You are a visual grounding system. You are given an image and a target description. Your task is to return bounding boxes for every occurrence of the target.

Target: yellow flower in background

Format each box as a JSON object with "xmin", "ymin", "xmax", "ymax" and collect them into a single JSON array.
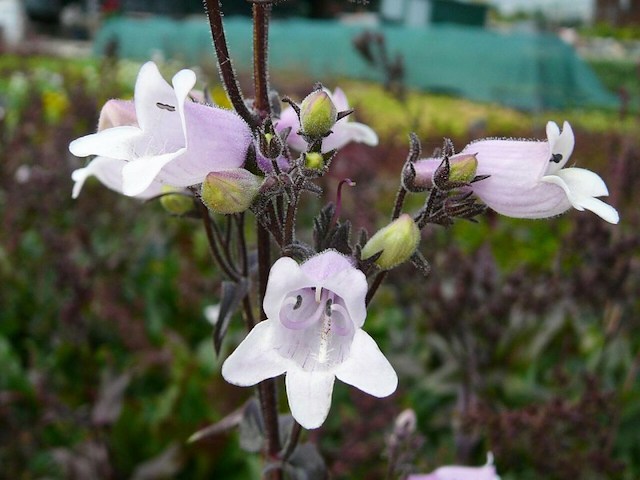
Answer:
[{"xmin": 42, "ymin": 90, "xmax": 69, "ymax": 124}]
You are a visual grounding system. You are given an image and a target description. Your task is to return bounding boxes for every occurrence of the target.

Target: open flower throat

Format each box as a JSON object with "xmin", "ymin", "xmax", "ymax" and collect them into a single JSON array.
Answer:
[
  {"xmin": 278, "ymin": 286, "xmax": 354, "ymax": 371},
  {"xmin": 222, "ymin": 250, "xmax": 398, "ymax": 429}
]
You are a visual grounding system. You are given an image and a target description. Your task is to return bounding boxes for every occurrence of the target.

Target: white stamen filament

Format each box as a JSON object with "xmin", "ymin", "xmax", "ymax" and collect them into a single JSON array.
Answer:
[{"xmin": 316, "ymin": 302, "xmax": 332, "ymax": 364}]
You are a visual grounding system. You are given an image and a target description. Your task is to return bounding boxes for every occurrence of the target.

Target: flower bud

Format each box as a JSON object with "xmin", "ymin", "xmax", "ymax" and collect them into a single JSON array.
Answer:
[
  {"xmin": 159, "ymin": 186, "xmax": 193, "ymax": 215},
  {"xmin": 412, "ymin": 154, "xmax": 478, "ymax": 189},
  {"xmin": 201, "ymin": 168, "xmax": 263, "ymax": 214},
  {"xmin": 304, "ymin": 152, "xmax": 324, "ymax": 170},
  {"xmin": 442, "ymin": 153, "xmax": 478, "ymax": 184},
  {"xmin": 361, "ymin": 214, "xmax": 421, "ymax": 270},
  {"xmin": 258, "ymin": 130, "xmax": 284, "ymax": 160},
  {"xmin": 300, "ymin": 89, "xmax": 337, "ymax": 138}
]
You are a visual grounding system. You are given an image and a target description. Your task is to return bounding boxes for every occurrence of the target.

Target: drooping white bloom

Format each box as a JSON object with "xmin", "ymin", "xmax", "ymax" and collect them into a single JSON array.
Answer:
[
  {"xmin": 276, "ymin": 87, "xmax": 378, "ymax": 153},
  {"xmin": 408, "ymin": 453, "xmax": 500, "ymax": 480},
  {"xmin": 69, "ymin": 61, "xmax": 252, "ymax": 198},
  {"xmin": 413, "ymin": 121, "xmax": 619, "ymax": 224},
  {"xmin": 222, "ymin": 250, "xmax": 397, "ymax": 429}
]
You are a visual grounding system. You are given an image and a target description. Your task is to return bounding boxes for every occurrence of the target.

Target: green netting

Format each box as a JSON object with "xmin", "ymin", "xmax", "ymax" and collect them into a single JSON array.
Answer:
[{"xmin": 94, "ymin": 16, "xmax": 618, "ymax": 111}]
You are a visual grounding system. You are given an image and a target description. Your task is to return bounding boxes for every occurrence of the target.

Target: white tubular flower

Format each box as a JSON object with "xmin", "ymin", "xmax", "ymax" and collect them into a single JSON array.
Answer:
[
  {"xmin": 222, "ymin": 250, "xmax": 397, "ymax": 429},
  {"xmin": 413, "ymin": 121, "xmax": 619, "ymax": 224},
  {"xmin": 276, "ymin": 87, "xmax": 378, "ymax": 153},
  {"xmin": 69, "ymin": 61, "xmax": 252, "ymax": 198},
  {"xmin": 408, "ymin": 453, "xmax": 500, "ymax": 480}
]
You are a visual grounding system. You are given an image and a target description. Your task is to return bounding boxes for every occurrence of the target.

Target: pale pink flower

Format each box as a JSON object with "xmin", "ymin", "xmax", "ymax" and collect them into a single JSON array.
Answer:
[
  {"xmin": 222, "ymin": 250, "xmax": 397, "ymax": 429},
  {"xmin": 413, "ymin": 121, "xmax": 619, "ymax": 224},
  {"xmin": 69, "ymin": 61, "xmax": 252, "ymax": 198}
]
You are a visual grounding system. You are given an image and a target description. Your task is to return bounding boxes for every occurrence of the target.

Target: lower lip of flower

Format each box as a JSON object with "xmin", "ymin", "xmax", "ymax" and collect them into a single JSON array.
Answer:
[{"xmin": 277, "ymin": 287, "xmax": 354, "ymax": 371}]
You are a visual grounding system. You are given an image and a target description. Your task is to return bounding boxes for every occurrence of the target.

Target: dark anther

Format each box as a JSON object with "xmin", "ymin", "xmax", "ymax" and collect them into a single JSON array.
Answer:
[
  {"xmin": 156, "ymin": 102, "xmax": 176, "ymax": 112},
  {"xmin": 325, "ymin": 299, "xmax": 333, "ymax": 316},
  {"xmin": 294, "ymin": 295, "xmax": 302, "ymax": 310},
  {"xmin": 550, "ymin": 153, "xmax": 563, "ymax": 163}
]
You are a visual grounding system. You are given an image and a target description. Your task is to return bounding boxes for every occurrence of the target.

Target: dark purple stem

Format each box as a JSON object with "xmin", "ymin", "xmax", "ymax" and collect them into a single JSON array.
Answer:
[{"xmin": 204, "ymin": 0, "xmax": 258, "ymax": 128}]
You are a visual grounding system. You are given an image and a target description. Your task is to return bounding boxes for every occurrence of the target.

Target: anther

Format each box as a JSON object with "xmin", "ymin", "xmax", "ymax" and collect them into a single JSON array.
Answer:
[
  {"xmin": 294, "ymin": 295, "xmax": 302, "ymax": 310},
  {"xmin": 550, "ymin": 153, "xmax": 562, "ymax": 163},
  {"xmin": 156, "ymin": 102, "xmax": 176, "ymax": 112},
  {"xmin": 325, "ymin": 299, "xmax": 333, "ymax": 316}
]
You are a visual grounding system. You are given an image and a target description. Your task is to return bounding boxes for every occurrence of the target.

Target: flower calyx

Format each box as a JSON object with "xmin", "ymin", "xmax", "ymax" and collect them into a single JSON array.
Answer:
[{"xmin": 258, "ymin": 118, "xmax": 285, "ymax": 160}]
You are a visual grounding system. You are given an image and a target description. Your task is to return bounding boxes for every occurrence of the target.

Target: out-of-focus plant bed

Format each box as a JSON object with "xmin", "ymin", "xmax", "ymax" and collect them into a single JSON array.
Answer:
[{"xmin": 1, "ymin": 54, "xmax": 639, "ymax": 479}]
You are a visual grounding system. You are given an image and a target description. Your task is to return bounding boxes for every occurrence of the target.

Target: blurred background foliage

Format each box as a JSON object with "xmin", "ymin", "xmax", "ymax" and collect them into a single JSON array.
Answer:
[{"xmin": 0, "ymin": 52, "xmax": 638, "ymax": 479}]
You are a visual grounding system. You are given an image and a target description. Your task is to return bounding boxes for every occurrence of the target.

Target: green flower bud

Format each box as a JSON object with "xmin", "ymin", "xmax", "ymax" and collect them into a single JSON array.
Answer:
[
  {"xmin": 361, "ymin": 214, "xmax": 421, "ymax": 270},
  {"xmin": 201, "ymin": 168, "xmax": 263, "ymax": 214},
  {"xmin": 304, "ymin": 152, "xmax": 324, "ymax": 170},
  {"xmin": 159, "ymin": 186, "xmax": 193, "ymax": 215},
  {"xmin": 300, "ymin": 89, "xmax": 337, "ymax": 138},
  {"xmin": 448, "ymin": 154, "xmax": 478, "ymax": 184}
]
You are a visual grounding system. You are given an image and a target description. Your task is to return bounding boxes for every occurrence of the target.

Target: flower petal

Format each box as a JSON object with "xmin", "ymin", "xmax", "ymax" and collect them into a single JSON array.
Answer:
[
  {"xmin": 553, "ymin": 167, "xmax": 609, "ymax": 197},
  {"xmin": 335, "ymin": 330, "xmax": 398, "ymax": 397},
  {"xmin": 546, "ymin": 120, "xmax": 574, "ymax": 172},
  {"xmin": 462, "ymin": 138, "xmax": 550, "ymax": 182},
  {"xmin": 68, "ymin": 126, "xmax": 141, "ymax": 160},
  {"xmin": 134, "ymin": 62, "xmax": 192, "ymax": 133},
  {"xmin": 542, "ymin": 168, "xmax": 619, "ymax": 224},
  {"xmin": 221, "ymin": 320, "xmax": 288, "ymax": 386},
  {"xmin": 263, "ymin": 257, "xmax": 316, "ymax": 322},
  {"xmin": 321, "ymin": 263, "xmax": 368, "ymax": 328},
  {"xmin": 463, "ymin": 140, "xmax": 575, "ymax": 218},
  {"xmin": 322, "ymin": 121, "xmax": 379, "ymax": 152},
  {"xmin": 71, "ymin": 156, "xmax": 124, "ymax": 199},
  {"xmin": 98, "ymin": 100, "xmax": 137, "ymax": 131},
  {"xmin": 121, "ymin": 148, "xmax": 186, "ymax": 196},
  {"xmin": 285, "ymin": 368, "xmax": 335, "ymax": 429},
  {"xmin": 431, "ymin": 465, "xmax": 499, "ymax": 480},
  {"xmin": 330, "ymin": 87, "xmax": 349, "ymax": 111}
]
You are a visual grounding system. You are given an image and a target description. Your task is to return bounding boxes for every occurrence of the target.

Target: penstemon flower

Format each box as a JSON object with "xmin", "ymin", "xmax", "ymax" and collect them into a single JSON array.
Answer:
[
  {"xmin": 408, "ymin": 453, "xmax": 500, "ymax": 480},
  {"xmin": 276, "ymin": 87, "xmax": 378, "ymax": 153},
  {"xmin": 69, "ymin": 61, "xmax": 253, "ymax": 198},
  {"xmin": 413, "ymin": 121, "xmax": 619, "ymax": 224},
  {"xmin": 222, "ymin": 250, "xmax": 397, "ymax": 429}
]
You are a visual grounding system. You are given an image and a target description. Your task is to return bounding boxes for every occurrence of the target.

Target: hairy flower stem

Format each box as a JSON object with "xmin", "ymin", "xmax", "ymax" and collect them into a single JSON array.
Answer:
[
  {"xmin": 204, "ymin": 0, "xmax": 258, "ymax": 128},
  {"xmin": 252, "ymin": 2, "xmax": 272, "ymax": 119}
]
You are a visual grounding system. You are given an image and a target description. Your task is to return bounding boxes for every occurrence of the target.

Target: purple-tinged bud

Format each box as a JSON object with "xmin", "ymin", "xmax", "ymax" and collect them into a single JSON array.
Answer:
[
  {"xmin": 361, "ymin": 214, "xmax": 421, "ymax": 270},
  {"xmin": 300, "ymin": 89, "xmax": 337, "ymax": 138},
  {"xmin": 412, "ymin": 154, "xmax": 478, "ymax": 189},
  {"xmin": 201, "ymin": 168, "xmax": 263, "ymax": 214},
  {"xmin": 159, "ymin": 186, "xmax": 193, "ymax": 215}
]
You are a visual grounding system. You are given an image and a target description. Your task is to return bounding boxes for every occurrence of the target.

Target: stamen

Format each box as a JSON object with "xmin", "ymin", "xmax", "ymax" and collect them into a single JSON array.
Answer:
[
  {"xmin": 325, "ymin": 299, "xmax": 333, "ymax": 316},
  {"xmin": 156, "ymin": 102, "xmax": 176, "ymax": 112},
  {"xmin": 280, "ymin": 294, "xmax": 324, "ymax": 330},
  {"xmin": 330, "ymin": 303, "xmax": 354, "ymax": 336},
  {"xmin": 550, "ymin": 153, "xmax": 563, "ymax": 163},
  {"xmin": 317, "ymin": 312, "xmax": 332, "ymax": 364}
]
